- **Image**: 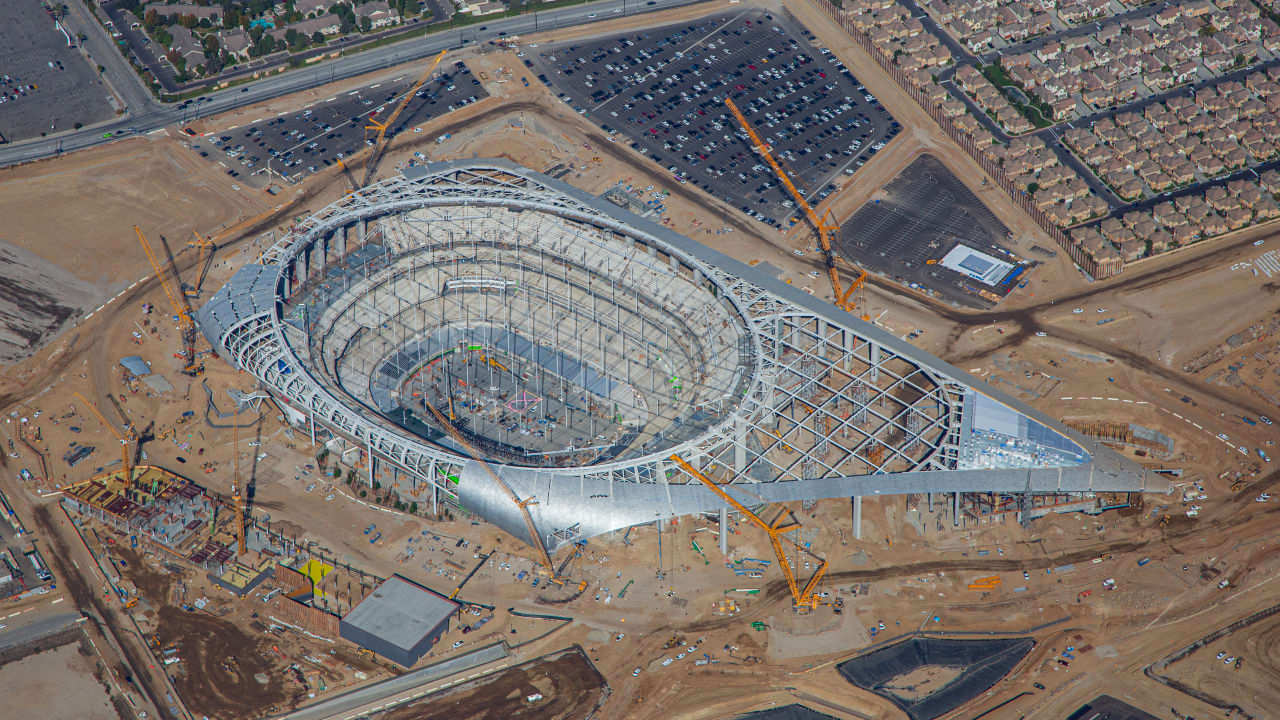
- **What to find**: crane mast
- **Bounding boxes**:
[724,97,870,321]
[232,410,246,555]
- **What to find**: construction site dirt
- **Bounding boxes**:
[375,646,608,720]
[153,605,297,720]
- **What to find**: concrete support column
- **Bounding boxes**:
[851,495,862,540]
[869,342,881,382]
[953,491,961,527]
[358,219,368,247]
[367,435,375,487]
[719,507,728,555]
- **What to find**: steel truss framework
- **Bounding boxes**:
[198,160,1164,551]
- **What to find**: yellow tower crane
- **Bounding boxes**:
[421,397,563,584]
[135,226,203,376]
[74,391,137,485]
[725,97,870,321]
[361,49,448,187]
[668,455,829,611]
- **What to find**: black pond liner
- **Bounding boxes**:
[734,705,840,720]
[836,636,1035,720]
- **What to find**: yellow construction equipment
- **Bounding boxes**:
[135,226,203,376]
[725,97,870,321]
[967,575,1002,590]
[421,397,563,583]
[231,408,247,555]
[336,159,360,195]
[361,50,447,187]
[187,203,283,297]
[74,391,137,484]
[669,455,829,611]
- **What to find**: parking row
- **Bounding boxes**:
[525,10,899,226]
[188,60,487,183]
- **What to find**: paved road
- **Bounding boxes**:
[275,643,509,720]
[0,608,82,652]
[0,0,707,169]
[59,0,153,114]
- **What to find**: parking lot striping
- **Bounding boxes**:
[591,8,752,114]
[1060,396,1073,400]
[51,597,63,605]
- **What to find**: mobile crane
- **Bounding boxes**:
[135,226,203,376]
[186,203,285,298]
[669,455,829,611]
[725,97,870,321]
[361,49,448,187]
[420,397,563,584]
[74,391,137,485]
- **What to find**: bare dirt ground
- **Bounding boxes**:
[0,635,120,720]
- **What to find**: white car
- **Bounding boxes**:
[661,658,674,666]
[1225,656,1235,664]
[453,641,464,648]
[615,633,625,641]
[1035,331,1047,337]
[1217,651,1227,659]
[1186,509,1199,517]
[1072,308,1084,314]
[1096,308,1107,313]
[325,494,334,502]
[633,667,642,676]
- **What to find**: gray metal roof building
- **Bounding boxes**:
[339,575,457,667]
[196,160,1170,556]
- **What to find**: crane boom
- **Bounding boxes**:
[136,226,202,375]
[75,391,135,483]
[668,455,828,609]
[725,98,868,321]
[362,50,447,187]
[420,397,559,577]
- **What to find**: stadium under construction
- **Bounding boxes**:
[196,160,1167,556]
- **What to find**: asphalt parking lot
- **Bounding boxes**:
[523,8,899,228]
[0,2,116,143]
[187,60,488,185]
[838,154,1023,309]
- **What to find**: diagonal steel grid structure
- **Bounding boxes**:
[197,160,1168,553]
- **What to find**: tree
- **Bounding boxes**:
[410,502,418,515]
[203,33,220,53]
[360,15,372,32]
[339,14,356,34]
[198,17,212,28]
[179,13,198,28]
[1026,182,1040,195]
[311,30,325,45]
[143,8,159,28]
